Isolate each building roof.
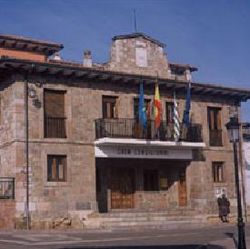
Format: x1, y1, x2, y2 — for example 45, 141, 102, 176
0, 57, 250, 102
112, 32, 166, 48
169, 62, 198, 73
0, 34, 63, 56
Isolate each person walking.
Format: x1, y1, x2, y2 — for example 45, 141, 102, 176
217, 193, 230, 222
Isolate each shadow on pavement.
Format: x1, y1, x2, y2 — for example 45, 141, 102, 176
225, 232, 237, 248
61, 245, 225, 249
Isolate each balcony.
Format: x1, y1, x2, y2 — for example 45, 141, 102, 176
209, 129, 223, 146
0, 177, 15, 199
44, 116, 67, 138
242, 123, 250, 141
95, 118, 203, 143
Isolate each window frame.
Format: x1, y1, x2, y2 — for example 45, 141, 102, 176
212, 161, 225, 183
207, 106, 223, 146
207, 107, 222, 131
44, 89, 67, 138
47, 155, 67, 182
102, 96, 118, 119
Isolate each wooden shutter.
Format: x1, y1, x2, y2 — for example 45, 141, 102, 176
178, 169, 187, 206
44, 90, 65, 118
208, 108, 214, 130
217, 109, 222, 129
52, 158, 57, 180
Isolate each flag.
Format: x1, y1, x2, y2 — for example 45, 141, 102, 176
182, 82, 191, 127
173, 90, 180, 141
138, 82, 147, 129
154, 82, 162, 129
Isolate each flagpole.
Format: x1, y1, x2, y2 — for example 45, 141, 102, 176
156, 71, 160, 139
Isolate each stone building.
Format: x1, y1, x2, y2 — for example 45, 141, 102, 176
0, 32, 250, 229
242, 123, 250, 210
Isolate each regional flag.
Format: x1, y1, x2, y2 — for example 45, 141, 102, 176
139, 82, 147, 129
173, 90, 180, 141
154, 82, 162, 129
182, 82, 191, 127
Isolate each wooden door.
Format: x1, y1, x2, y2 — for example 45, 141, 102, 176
178, 169, 187, 206
111, 168, 135, 209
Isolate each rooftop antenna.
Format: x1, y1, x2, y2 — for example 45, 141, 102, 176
133, 9, 138, 32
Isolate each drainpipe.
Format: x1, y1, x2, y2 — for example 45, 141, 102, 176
24, 73, 30, 229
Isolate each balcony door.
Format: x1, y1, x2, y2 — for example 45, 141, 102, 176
207, 107, 222, 146
44, 89, 66, 138
102, 96, 117, 119
111, 167, 135, 209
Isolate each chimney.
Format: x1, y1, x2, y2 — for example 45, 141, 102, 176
51, 52, 62, 61
185, 69, 192, 81
83, 50, 92, 67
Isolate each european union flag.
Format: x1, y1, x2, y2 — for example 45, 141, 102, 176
182, 82, 191, 127
139, 82, 147, 129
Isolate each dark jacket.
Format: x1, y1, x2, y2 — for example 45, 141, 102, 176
217, 196, 230, 216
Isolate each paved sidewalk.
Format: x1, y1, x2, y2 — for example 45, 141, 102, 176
0, 224, 248, 249
209, 236, 250, 249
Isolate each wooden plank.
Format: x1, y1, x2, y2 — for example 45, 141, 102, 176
178, 169, 187, 206
111, 168, 135, 209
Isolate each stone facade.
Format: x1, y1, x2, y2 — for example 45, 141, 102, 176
0, 32, 248, 229
107, 35, 169, 78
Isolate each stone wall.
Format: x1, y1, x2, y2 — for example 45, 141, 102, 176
0, 200, 15, 229
0, 72, 240, 228
107, 36, 169, 78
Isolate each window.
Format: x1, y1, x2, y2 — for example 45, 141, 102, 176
166, 102, 174, 125
135, 41, 148, 67
0, 177, 15, 199
143, 169, 159, 191
212, 162, 224, 183
47, 155, 67, 182
134, 98, 151, 119
102, 96, 117, 119
207, 107, 222, 146
44, 89, 66, 138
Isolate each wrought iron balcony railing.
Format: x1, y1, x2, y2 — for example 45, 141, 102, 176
44, 116, 67, 138
95, 118, 203, 142
209, 129, 223, 146
0, 177, 15, 199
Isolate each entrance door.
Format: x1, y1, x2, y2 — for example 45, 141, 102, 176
178, 169, 187, 206
111, 168, 135, 209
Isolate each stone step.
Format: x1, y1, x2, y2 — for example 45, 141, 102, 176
85, 211, 206, 230
100, 217, 201, 224
88, 210, 205, 230
99, 209, 197, 218
95, 215, 200, 222
99, 220, 206, 230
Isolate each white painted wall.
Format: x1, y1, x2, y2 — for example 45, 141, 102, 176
243, 142, 250, 205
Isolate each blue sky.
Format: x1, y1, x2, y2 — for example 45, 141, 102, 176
0, 0, 249, 121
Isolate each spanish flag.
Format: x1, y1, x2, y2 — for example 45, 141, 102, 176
154, 82, 161, 129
